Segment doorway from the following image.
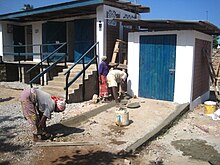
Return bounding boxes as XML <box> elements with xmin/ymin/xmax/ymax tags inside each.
<box><xmin>73</xmin><ymin>19</ymin><xmax>95</xmax><ymax>63</ymax></box>
<box><xmin>139</xmin><ymin>34</ymin><xmax>177</xmax><ymax>101</ymax></box>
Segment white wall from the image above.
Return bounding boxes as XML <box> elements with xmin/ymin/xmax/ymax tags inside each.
<box><xmin>32</xmin><ymin>22</ymin><xmax>43</xmax><ymax>62</ymax></box>
<box><xmin>1</xmin><ymin>21</ymin><xmax>43</xmax><ymax>62</ymax></box>
<box><xmin>96</xmin><ymin>6</ymin><xmax>105</xmax><ymax>64</ymax></box>
<box><xmin>174</xmin><ymin>30</ymin><xmax>195</xmax><ymax>104</ymax></box>
<box><xmin>127</xmin><ymin>30</ymin><xmax>212</xmax><ymax>109</ymax></box>
<box><xmin>0</xmin><ymin>23</ymin><xmax>3</xmax><ymax>58</ymax></box>
<box><xmin>96</xmin><ymin>5</ymin><xmax>137</xmax><ymax>64</ymax></box>
<box><xmin>2</xmin><ymin>22</ymin><xmax>14</xmax><ymax>61</ymax></box>
<box><xmin>127</xmin><ymin>32</ymin><xmax>140</xmax><ymax>97</ymax></box>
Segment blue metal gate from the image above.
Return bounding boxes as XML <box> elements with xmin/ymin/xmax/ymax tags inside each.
<box><xmin>139</xmin><ymin>34</ymin><xmax>176</xmax><ymax>101</ymax></box>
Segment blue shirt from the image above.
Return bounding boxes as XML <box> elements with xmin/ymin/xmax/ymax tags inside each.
<box><xmin>99</xmin><ymin>61</ymin><xmax>109</xmax><ymax>76</ymax></box>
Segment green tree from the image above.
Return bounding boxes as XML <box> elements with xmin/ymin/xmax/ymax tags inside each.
<box><xmin>213</xmin><ymin>35</ymin><xmax>219</xmax><ymax>49</ymax></box>
<box><xmin>21</xmin><ymin>4</ymin><xmax>34</xmax><ymax>11</ymax></box>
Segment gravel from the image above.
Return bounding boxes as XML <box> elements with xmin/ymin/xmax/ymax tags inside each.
<box><xmin>1</xmin><ymin>81</ymin><xmax>220</xmax><ymax>164</ymax></box>
<box><xmin>0</xmin><ymin>81</ymin><xmax>100</xmax><ymax>165</ymax></box>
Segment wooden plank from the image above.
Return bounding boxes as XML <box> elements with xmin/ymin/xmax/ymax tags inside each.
<box><xmin>203</xmin><ymin>50</ymin><xmax>216</xmax><ymax>83</ymax></box>
<box><xmin>193</xmin><ymin>124</ymin><xmax>209</xmax><ymax>133</ymax></box>
<box><xmin>110</xmin><ymin>39</ymin><xmax>128</xmax><ymax>71</ymax></box>
<box><xmin>111</xmin><ymin>41</ymin><xmax>120</xmax><ymax>63</ymax></box>
<box><xmin>123</xmin><ymin>57</ymin><xmax>127</xmax><ymax>65</ymax></box>
<box><xmin>35</xmin><ymin>141</ymin><xmax>99</xmax><ymax>147</ymax></box>
<box><xmin>116</xmin><ymin>39</ymin><xmax>127</xmax><ymax>44</ymax></box>
<box><xmin>216</xmin><ymin>62</ymin><xmax>220</xmax><ymax>77</ymax></box>
<box><xmin>117</xmin><ymin>64</ymin><xmax>127</xmax><ymax>70</ymax></box>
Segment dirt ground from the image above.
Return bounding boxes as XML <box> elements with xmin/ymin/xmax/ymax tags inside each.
<box><xmin>0</xmin><ymin>84</ymin><xmax>220</xmax><ymax>165</ymax></box>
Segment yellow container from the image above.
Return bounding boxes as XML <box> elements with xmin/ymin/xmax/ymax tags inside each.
<box><xmin>204</xmin><ymin>101</ymin><xmax>217</xmax><ymax>114</ymax></box>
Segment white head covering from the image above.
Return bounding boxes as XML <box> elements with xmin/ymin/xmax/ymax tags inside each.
<box><xmin>56</xmin><ymin>99</ymin><xmax>66</xmax><ymax>111</ymax></box>
<box><xmin>101</xmin><ymin>56</ymin><xmax>107</xmax><ymax>61</ymax></box>
<box><xmin>51</xmin><ymin>96</ymin><xmax>66</xmax><ymax>111</ymax></box>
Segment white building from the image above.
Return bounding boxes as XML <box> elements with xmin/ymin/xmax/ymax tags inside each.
<box><xmin>116</xmin><ymin>19</ymin><xmax>220</xmax><ymax>109</ymax></box>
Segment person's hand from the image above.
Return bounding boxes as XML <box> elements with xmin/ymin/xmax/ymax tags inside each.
<box><xmin>99</xmin><ymin>78</ymin><xmax>103</xmax><ymax>84</ymax></box>
<box><xmin>99</xmin><ymin>75</ymin><xmax>102</xmax><ymax>84</ymax></box>
<box><xmin>38</xmin><ymin>116</ymin><xmax>47</xmax><ymax>129</ymax></box>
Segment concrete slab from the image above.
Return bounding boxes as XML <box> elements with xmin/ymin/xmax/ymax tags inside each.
<box><xmin>60</xmin><ymin>98</ymin><xmax>189</xmax><ymax>153</ymax></box>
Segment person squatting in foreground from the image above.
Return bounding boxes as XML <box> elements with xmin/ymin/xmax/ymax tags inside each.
<box><xmin>20</xmin><ymin>87</ymin><xmax>66</xmax><ymax>142</ymax></box>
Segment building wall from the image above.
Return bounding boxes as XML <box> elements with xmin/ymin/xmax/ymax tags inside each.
<box><xmin>2</xmin><ymin>22</ymin><xmax>14</xmax><ymax>61</ymax></box>
<box><xmin>190</xmin><ymin>31</ymin><xmax>212</xmax><ymax>109</ymax></box>
<box><xmin>32</xmin><ymin>22</ymin><xmax>43</xmax><ymax>62</ymax></box>
<box><xmin>0</xmin><ymin>63</ymin><xmax>19</xmax><ymax>81</ymax></box>
<box><xmin>0</xmin><ymin>23</ymin><xmax>3</xmax><ymax>58</ymax></box>
<box><xmin>1</xmin><ymin>4</ymin><xmax>136</xmax><ymax>65</ymax></box>
<box><xmin>98</xmin><ymin>5</ymin><xmax>137</xmax><ymax>64</ymax></box>
<box><xmin>192</xmin><ymin>39</ymin><xmax>210</xmax><ymax>100</ymax></box>
<box><xmin>127</xmin><ymin>30</ymin><xmax>212</xmax><ymax>109</ymax></box>
<box><xmin>96</xmin><ymin>6</ymin><xmax>105</xmax><ymax>64</ymax></box>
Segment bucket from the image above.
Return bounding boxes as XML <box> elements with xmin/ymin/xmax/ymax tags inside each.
<box><xmin>204</xmin><ymin>101</ymin><xmax>217</xmax><ymax>114</ymax></box>
<box><xmin>115</xmin><ymin>107</ymin><xmax>129</xmax><ymax>126</ymax></box>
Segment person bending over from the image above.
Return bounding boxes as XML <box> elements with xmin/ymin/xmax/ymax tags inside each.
<box><xmin>107</xmin><ymin>69</ymin><xmax>127</xmax><ymax>105</ymax></box>
<box><xmin>20</xmin><ymin>87</ymin><xmax>66</xmax><ymax>142</ymax></box>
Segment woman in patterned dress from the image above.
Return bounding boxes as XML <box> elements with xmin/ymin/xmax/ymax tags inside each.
<box><xmin>98</xmin><ymin>56</ymin><xmax>109</xmax><ymax>102</ymax></box>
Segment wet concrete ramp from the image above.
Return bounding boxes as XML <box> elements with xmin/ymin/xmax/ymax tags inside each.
<box><xmin>52</xmin><ymin>98</ymin><xmax>189</xmax><ymax>153</ymax></box>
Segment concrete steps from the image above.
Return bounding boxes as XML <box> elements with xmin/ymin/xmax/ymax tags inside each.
<box><xmin>42</xmin><ymin>64</ymin><xmax>98</xmax><ymax>102</ymax></box>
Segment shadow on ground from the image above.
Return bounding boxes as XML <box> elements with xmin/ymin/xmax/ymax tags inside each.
<box><xmin>50</xmin><ymin>149</ymin><xmax>136</xmax><ymax>165</ymax></box>
<box><xmin>0</xmin><ymin>116</ymin><xmax>25</xmax><ymax>153</ymax></box>
<box><xmin>0</xmin><ymin>97</ymin><xmax>15</xmax><ymax>103</ymax></box>
<box><xmin>46</xmin><ymin>123</ymin><xmax>84</xmax><ymax>138</ymax></box>
<box><xmin>0</xmin><ymin>115</ymin><xmax>30</xmax><ymax>165</ymax></box>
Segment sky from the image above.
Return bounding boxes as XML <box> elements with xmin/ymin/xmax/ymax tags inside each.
<box><xmin>0</xmin><ymin>0</ymin><xmax>219</xmax><ymax>28</ymax></box>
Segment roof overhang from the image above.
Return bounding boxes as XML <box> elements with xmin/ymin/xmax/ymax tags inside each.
<box><xmin>114</xmin><ymin>19</ymin><xmax>220</xmax><ymax>35</ymax></box>
<box><xmin>0</xmin><ymin>0</ymin><xmax>150</xmax><ymax>22</ymax></box>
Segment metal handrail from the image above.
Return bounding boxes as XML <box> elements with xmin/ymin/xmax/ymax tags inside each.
<box><xmin>3</xmin><ymin>42</ymin><xmax>67</xmax><ymax>83</ymax></box>
<box><xmin>28</xmin><ymin>42</ymin><xmax>68</xmax><ymax>87</ymax></box>
<box><xmin>64</xmin><ymin>42</ymin><xmax>99</xmax><ymax>75</ymax></box>
<box><xmin>64</xmin><ymin>42</ymin><xmax>99</xmax><ymax>103</ymax></box>
<box><xmin>3</xmin><ymin>42</ymin><xmax>67</xmax><ymax>48</ymax></box>
<box><xmin>64</xmin><ymin>56</ymin><xmax>97</xmax><ymax>90</ymax></box>
<box><xmin>3</xmin><ymin>52</ymin><xmax>65</xmax><ymax>56</ymax></box>
<box><xmin>29</xmin><ymin>54</ymin><xmax>67</xmax><ymax>85</ymax></box>
<box><xmin>26</xmin><ymin>43</ymin><xmax>67</xmax><ymax>73</ymax></box>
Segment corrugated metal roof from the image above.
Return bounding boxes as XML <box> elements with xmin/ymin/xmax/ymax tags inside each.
<box><xmin>113</xmin><ymin>19</ymin><xmax>220</xmax><ymax>35</ymax></box>
<box><xmin>0</xmin><ymin>0</ymin><xmax>150</xmax><ymax>22</ymax></box>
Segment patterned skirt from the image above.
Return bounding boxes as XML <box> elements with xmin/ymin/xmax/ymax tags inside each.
<box><xmin>20</xmin><ymin>88</ymin><xmax>40</xmax><ymax>135</ymax></box>
<box><xmin>99</xmin><ymin>75</ymin><xmax>109</xmax><ymax>98</ymax></box>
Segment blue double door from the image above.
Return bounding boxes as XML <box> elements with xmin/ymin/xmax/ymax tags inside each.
<box><xmin>74</xmin><ymin>19</ymin><xmax>95</xmax><ymax>63</ymax></box>
<box><xmin>42</xmin><ymin>19</ymin><xmax>94</xmax><ymax>63</ymax></box>
<box><xmin>139</xmin><ymin>34</ymin><xmax>176</xmax><ymax>101</ymax></box>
